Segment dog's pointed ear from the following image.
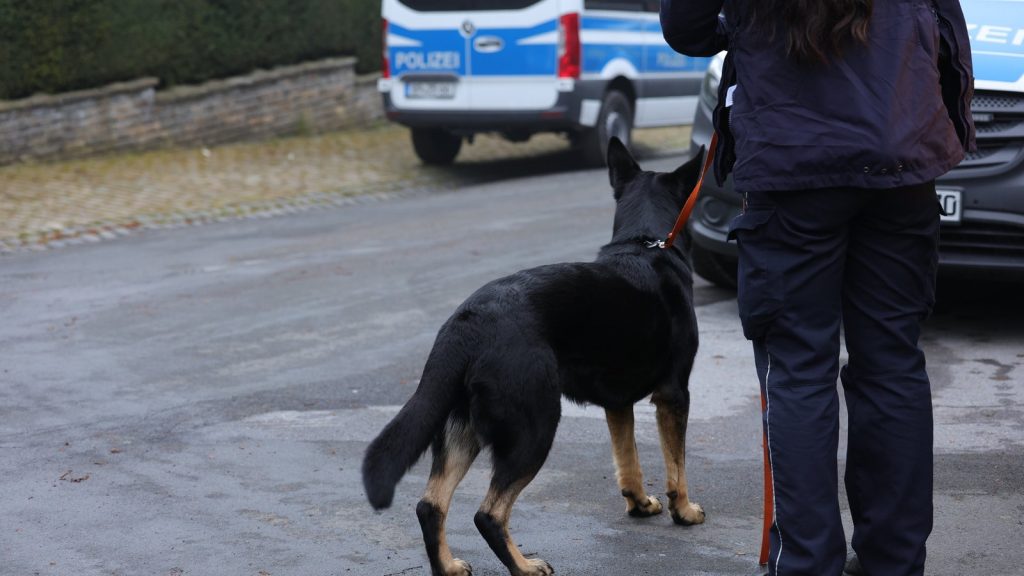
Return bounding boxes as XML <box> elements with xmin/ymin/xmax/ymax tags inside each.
<box><xmin>669</xmin><ymin>146</ymin><xmax>706</xmax><ymax>188</ymax></box>
<box><xmin>607</xmin><ymin>137</ymin><xmax>640</xmax><ymax>197</ymax></box>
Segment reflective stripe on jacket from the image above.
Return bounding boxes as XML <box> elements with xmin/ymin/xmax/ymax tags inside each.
<box><xmin>661</xmin><ymin>0</ymin><xmax>977</xmax><ymax>191</ymax></box>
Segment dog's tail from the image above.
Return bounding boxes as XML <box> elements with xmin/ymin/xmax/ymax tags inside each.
<box><xmin>362</xmin><ymin>330</ymin><xmax>469</xmax><ymax>510</ymax></box>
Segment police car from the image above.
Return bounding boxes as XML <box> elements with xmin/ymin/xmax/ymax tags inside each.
<box><xmin>379</xmin><ymin>0</ymin><xmax>711</xmax><ymax>165</ymax></box>
<box><xmin>686</xmin><ymin>2</ymin><xmax>1024</xmax><ymax>286</ymax></box>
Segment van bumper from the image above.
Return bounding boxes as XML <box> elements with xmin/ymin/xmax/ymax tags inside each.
<box><xmin>381</xmin><ymin>83</ymin><xmax>608</xmax><ymax>133</ymax></box>
<box><xmin>384</xmin><ymin>101</ymin><xmax>576</xmax><ymax>131</ymax></box>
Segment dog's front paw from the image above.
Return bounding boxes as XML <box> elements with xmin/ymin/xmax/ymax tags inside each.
<box><xmin>670</xmin><ymin>501</ymin><xmax>706</xmax><ymax>526</ymax></box>
<box><xmin>515</xmin><ymin>558</ymin><xmax>554</xmax><ymax>576</ymax></box>
<box><xmin>627</xmin><ymin>495</ymin><xmax>663</xmax><ymax>518</ymax></box>
<box><xmin>443</xmin><ymin>558</ymin><xmax>473</xmax><ymax>576</ymax></box>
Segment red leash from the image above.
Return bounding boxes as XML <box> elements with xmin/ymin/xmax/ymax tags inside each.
<box><xmin>759</xmin><ymin>389</ymin><xmax>774</xmax><ymax>566</ymax></box>
<box><xmin>650</xmin><ymin>132</ymin><xmax>773</xmax><ymax>567</ymax></box>
<box><xmin>649</xmin><ymin>131</ymin><xmax>719</xmax><ymax>250</ymax></box>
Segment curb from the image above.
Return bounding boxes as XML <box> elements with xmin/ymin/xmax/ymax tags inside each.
<box><xmin>0</xmin><ymin>184</ymin><xmax>432</xmax><ymax>256</ymax></box>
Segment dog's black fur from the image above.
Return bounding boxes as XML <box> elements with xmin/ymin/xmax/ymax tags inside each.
<box><xmin>363</xmin><ymin>139</ymin><xmax>705</xmax><ymax>576</ymax></box>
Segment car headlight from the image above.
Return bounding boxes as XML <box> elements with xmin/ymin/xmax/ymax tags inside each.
<box><xmin>700</xmin><ymin>52</ymin><xmax>726</xmax><ymax>110</ymax></box>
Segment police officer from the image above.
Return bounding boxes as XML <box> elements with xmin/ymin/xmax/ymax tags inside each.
<box><xmin>660</xmin><ymin>1</ymin><xmax>975</xmax><ymax>575</ymax></box>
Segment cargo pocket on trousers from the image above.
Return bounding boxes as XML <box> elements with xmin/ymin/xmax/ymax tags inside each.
<box><xmin>728</xmin><ymin>208</ymin><xmax>783</xmax><ymax>341</ymax></box>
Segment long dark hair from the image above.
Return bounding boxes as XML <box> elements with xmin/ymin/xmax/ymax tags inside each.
<box><xmin>749</xmin><ymin>0</ymin><xmax>874</xmax><ymax>63</ymax></box>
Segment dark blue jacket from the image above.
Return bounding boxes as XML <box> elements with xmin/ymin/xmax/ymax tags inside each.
<box><xmin>661</xmin><ymin>0</ymin><xmax>976</xmax><ymax>192</ymax></box>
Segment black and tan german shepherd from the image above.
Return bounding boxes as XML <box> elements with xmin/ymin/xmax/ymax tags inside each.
<box><xmin>363</xmin><ymin>138</ymin><xmax>706</xmax><ymax>576</ymax></box>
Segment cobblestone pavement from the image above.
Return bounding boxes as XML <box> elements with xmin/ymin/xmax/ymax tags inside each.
<box><xmin>0</xmin><ymin>123</ymin><xmax>691</xmax><ymax>253</ymax></box>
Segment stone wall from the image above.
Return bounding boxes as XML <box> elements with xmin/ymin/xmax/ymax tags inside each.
<box><xmin>0</xmin><ymin>57</ymin><xmax>383</xmax><ymax>165</ymax></box>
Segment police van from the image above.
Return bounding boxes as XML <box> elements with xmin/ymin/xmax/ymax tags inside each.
<box><xmin>379</xmin><ymin>0</ymin><xmax>711</xmax><ymax>165</ymax></box>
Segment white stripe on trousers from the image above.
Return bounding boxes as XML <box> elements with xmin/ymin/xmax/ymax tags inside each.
<box><xmin>765</xmin><ymin>349</ymin><xmax>785</xmax><ymax>574</ymax></box>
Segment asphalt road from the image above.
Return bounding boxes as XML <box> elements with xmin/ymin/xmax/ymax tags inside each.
<box><xmin>1</xmin><ymin>152</ymin><xmax>1022</xmax><ymax>576</ymax></box>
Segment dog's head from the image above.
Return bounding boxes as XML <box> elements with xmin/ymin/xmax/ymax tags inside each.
<box><xmin>606</xmin><ymin>137</ymin><xmax>705</xmax><ymax>246</ymax></box>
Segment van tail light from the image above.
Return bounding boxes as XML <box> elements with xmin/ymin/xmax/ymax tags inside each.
<box><xmin>558</xmin><ymin>13</ymin><xmax>580</xmax><ymax>79</ymax></box>
<box><xmin>382</xmin><ymin>19</ymin><xmax>391</xmax><ymax>79</ymax></box>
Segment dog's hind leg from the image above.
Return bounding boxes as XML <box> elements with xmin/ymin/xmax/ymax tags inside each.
<box><xmin>470</xmin><ymin>350</ymin><xmax>559</xmax><ymax>575</ymax></box>
<box><xmin>604</xmin><ymin>407</ymin><xmax>663</xmax><ymax>517</ymax></box>
<box><xmin>417</xmin><ymin>416</ymin><xmax>480</xmax><ymax>576</ymax></box>
<box><xmin>652</xmin><ymin>391</ymin><xmax>706</xmax><ymax>526</ymax></box>
<box><xmin>474</xmin><ymin>468</ymin><xmax>554</xmax><ymax>576</ymax></box>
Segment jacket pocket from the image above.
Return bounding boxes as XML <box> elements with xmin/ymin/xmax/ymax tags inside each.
<box><xmin>728</xmin><ymin>208</ymin><xmax>783</xmax><ymax>341</ymax></box>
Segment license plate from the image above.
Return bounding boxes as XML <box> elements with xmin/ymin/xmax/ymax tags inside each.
<box><xmin>405</xmin><ymin>81</ymin><xmax>457</xmax><ymax>100</ymax></box>
<box><xmin>937</xmin><ymin>189</ymin><xmax>962</xmax><ymax>223</ymax></box>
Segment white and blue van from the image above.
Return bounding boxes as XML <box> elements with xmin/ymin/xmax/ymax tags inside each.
<box><xmin>378</xmin><ymin>0</ymin><xmax>711</xmax><ymax>165</ymax></box>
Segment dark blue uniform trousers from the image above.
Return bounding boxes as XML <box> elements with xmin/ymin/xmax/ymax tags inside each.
<box><xmin>730</xmin><ymin>183</ymin><xmax>939</xmax><ymax>576</ymax></box>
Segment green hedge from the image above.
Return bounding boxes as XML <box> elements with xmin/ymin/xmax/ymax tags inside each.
<box><xmin>0</xmin><ymin>0</ymin><xmax>380</xmax><ymax>101</ymax></box>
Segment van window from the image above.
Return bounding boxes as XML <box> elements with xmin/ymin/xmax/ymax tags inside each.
<box><xmin>584</xmin><ymin>0</ymin><xmax>654</xmax><ymax>12</ymax></box>
<box><xmin>397</xmin><ymin>0</ymin><xmax>543</xmax><ymax>10</ymax></box>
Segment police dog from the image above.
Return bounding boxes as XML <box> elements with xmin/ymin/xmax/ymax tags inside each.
<box><xmin>363</xmin><ymin>138</ymin><xmax>706</xmax><ymax>576</ymax></box>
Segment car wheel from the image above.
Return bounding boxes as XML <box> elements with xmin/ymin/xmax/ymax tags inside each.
<box><xmin>578</xmin><ymin>90</ymin><xmax>633</xmax><ymax>167</ymax></box>
<box><xmin>691</xmin><ymin>241</ymin><xmax>738</xmax><ymax>288</ymax></box>
<box><xmin>411</xmin><ymin>128</ymin><xmax>462</xmax><ymax>165</ymax></box>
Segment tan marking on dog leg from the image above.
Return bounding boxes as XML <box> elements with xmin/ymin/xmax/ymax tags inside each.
<box><xmin>655</xmin><ymin>401</ymin><xmax>705</xmax><ymax>525</ymax></box>
<box><xmin>605</xmin><ymin>407</ymin><xmax>662</xmax><ymax>517</ymax></box>
<box><xmin>478</xmin><ymin>480</ymin><xmax>553</xmax><ymax>576</ymax></box>
<box><xmin>421</xmin><ymin>421</ymin><xmax>480</xmax><ymax>575</ymax></box>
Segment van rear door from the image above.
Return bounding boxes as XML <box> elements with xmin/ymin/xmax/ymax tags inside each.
<box><xmin>383</xmin><ymin>0</ymin><xmax>564</xmax><ymax>112</ymax></box>
<box><xmin>461</xmin><ymin>0</ymin><xmax>563</xmax><ymax>111</ymax></box>
<box><xmin>384</xmin><ymin>1</ymin><xmax>470</xmax><ymax>111</ymax></box>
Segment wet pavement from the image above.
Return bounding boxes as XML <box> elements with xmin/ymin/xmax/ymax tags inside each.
<box><xmin>1</xmin><ymin>153</ymin><xmax>1021</xmax><ymax>576</ymax></box>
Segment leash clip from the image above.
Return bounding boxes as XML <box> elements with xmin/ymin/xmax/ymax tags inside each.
<box><xmin>645</xmin><ymin>239</ymin><xmax>666</xmax><ymax>249</ymax></box>
<box><xmin>650</xmin><ymin>132</ymin><xmax>719</xmax><ymax>253</ymax></box>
